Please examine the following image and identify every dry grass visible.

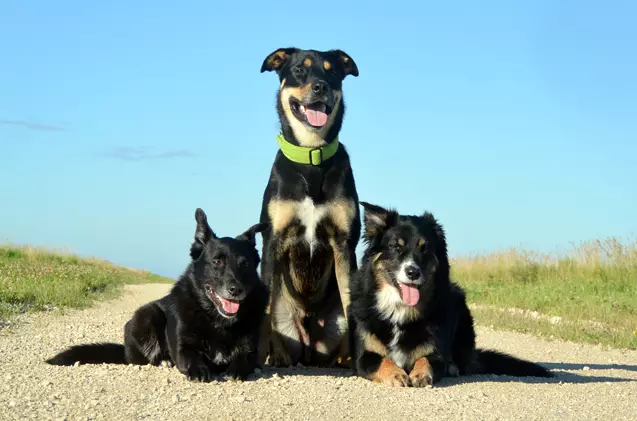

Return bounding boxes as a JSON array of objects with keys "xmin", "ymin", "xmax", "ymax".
[
  {"xmin": 0, "ymin": 244, "xmax": 173, "ymax": 321},
  {"xmin": 451, "ymin": 237, "xmax": 637, "ymax": 350}
]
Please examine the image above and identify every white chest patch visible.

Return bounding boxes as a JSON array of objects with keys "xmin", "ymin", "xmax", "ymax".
[
  {"xmin": 213, "ymin": 351, "xmax": 228, "ymax": 365},
  {"xmin": 296, "ymin": 197, "xmax": 328, "ymax": 256},
  {"xmin": 388, "ymin": 325, "xmax": 408, "ymax": 369}
]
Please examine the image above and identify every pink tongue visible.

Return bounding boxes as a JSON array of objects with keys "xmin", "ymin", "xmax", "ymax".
[
  {"xmin": 400, "ymin": 283, "xmax": 420, "ymax": 306},
  {"xmin": 220, "ymin": 297, "xmax": 240, "ymax": 314},
  {"xmin": 305, "ymin": 109, "xmax": 328, "ymax": 127}
]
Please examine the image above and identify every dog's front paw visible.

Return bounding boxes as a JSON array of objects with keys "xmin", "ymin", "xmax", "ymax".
[
  {"xmin": 186, "ymin": 359, "xmax": 213, "ymax": 382},
  {"xmin": 374, "ymin": 358, "xmax": 411, "ymax": 387},
  {"xmin": 225, "ymin": 358, "xmax": 253, "ymax": 381},
  {"xmin": 409, "ymin": 358, "xmax": 434, "ymax": 388},
  {"xmin": 269, "ymin": 348, "xmax": 293, "ymax": 367}
]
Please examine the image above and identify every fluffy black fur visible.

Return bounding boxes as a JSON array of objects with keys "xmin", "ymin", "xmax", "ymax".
[
  {"xmin": 349, "ymin": 202, "xmax": 552, "ymax": 387},
  {"xmin": 46, "ymin": 209, "xmax": 269, "ymax": 382}
]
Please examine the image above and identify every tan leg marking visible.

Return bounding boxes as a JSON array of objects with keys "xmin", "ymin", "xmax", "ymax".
[
  {"xmin": 409, "ymin": 357, "xmax": 434, "ymax": 387},
  {"xmin": 268, "ymin": 199, "xmax": 297, "ymax": 234},
  {"xmin": 372, "ymin": 358, "xmax": 410, "ymax": 387},
  {"xmin": 362, "ymin": 330, "xmax": 387, "ymax": 356}
]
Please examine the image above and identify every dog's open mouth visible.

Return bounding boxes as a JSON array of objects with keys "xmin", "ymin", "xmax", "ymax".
[
  {"xmin": 205, "ymin": 285, "xmax": 240, "ymax": 316},
  {"xmin": 290, "ymin": 99, "xmax": 333, "ymax": 128},
  {"xmin": 398, "ymin": 282, "xmax": 420, "ymax": 307}
]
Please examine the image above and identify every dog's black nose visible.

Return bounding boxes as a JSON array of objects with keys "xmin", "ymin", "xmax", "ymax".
[
  {"xmin": 312, "ymin": 80, "xmax": 329, "ymax": 95},
  {"xmin": 405, "ymin": 265, "xmax": 421, "ymax": 281},
  {"xmin": 228, "ymin": 284, "xmax": 244, "ymax": 298}
]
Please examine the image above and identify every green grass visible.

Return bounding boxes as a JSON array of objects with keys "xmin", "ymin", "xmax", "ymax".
[
  {"xmin": 0, "ymin": 245, "xmax": 173, "ymax": 321},
  {"xmin": 451, "ymin": 237, "xmax": 637, "ymax": 350}
]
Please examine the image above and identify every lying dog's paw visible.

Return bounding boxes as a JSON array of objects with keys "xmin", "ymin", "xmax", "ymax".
[
  {"xmin": 224, "ymin": 359, "xmax": 252, "ymax": 381},
  {"xmin": 409, "ymin": 358, "xmax": 434, "ymax": 388},
  {"xmin": 374, "ymin": 358, "xmax": 411, "ymax": 387},
  {"xmin": 186, "ymin": 359, "xmax": 213, "ymax": 382},
  {"xmin": 446, "ymin": 362, "xmax": 459, "ymax": 377}
]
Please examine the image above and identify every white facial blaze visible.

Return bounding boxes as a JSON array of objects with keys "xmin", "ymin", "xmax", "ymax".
[{"xmin": 395, "ymin": 259, "xmax": 417, "ymax": 284}]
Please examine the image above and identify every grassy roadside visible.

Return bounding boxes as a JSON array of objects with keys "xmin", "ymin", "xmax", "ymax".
[
  {"xmin": 0, "ymin": 245, "xmax": 173, "ymax": 321},
  {"xmin": 451, "ymin": 237, "xmax": 637, "ymax": 350}
]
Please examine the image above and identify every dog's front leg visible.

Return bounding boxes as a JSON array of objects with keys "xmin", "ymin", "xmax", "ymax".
[
  {"xmin": 329, "ymin": 234, "xmax": 356, "ymax": 319},
  {"xmin": 176, "ymin": 345, "xmax": 214, "ymax": 382},
  {"xmin": 226, "ymin": 335, "xmax": 259, "ymax": 381}
]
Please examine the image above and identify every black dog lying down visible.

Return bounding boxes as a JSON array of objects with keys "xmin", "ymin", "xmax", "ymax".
[
  {"xmin": 46, "ymin": 209, "xmax": 269, "ymax": 382},
  {"xmin": 349, "ymin": 202, "xmax": 553, "ymax": 387}
]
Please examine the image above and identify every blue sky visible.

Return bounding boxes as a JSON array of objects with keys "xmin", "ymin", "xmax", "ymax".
[{"xmin": 1, "ymin": 0, "xmax": 635, "ymax": 278}]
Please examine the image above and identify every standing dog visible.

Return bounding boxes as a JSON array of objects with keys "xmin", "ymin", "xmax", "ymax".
[
  {"xmin": 258, "ymin": 47, "xmax": 361, "ymax": 367},
  {"xmin": 47, "ymin": 209, "xmax": 269, "ymax": 382},
  {"xmin": 349, "ymin": 202, "xmax": 553, "ymax": 386}
]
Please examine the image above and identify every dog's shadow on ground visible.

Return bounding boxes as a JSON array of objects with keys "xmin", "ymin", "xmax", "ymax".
[
  {"xmin": 540, "ymin": 362, "xmax": 637, "ymax": 372},
  {"xmin": 255, "ymin": 366, "xmax": 355, "ymax": 380},
  {"xmin": 252, "ymin": 363, "xmax": 636, "ymax": 386}
]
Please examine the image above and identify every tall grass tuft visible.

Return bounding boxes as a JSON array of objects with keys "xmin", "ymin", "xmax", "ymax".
[
  {"xmin": 451, "ymin": 237, "xmax": 637, "ymax": 350},
  {"xmin": 0, "ymin": 245, "xmax": 173, "ymax": 320}
]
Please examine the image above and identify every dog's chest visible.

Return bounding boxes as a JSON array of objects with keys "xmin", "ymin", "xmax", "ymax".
[
  {"xmin": 387, "ymin": 326, "xmax": 409, "ymax": 369},
  {"xmin": 296, "ymin": 197, "xmax": 329, "ymax": 254},
  {"xmin": 212, "ymin": 351, "xmax": 228, "ymax": 365}
]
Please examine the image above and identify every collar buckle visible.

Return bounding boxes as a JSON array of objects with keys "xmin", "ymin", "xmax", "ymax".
[{"xmin": 309, "ymin": 147, "xmax": 323, "ymax": 166}]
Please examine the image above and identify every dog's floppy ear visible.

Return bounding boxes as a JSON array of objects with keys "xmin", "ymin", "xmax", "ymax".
[
  {"xmin": 360, "ymin": 201, "xmax": 396, "ymax": 241},
  {"xmin": 190, "ymin": 208, "xmax": 217, "ymax": 260},
  {"xmin": 330, "ymin": 49, "xmax": 359, "ymax": 78},
  {"xmin": 236, "ymin": 222, "xmax": 269, "ymax": 247},
  {"xmin": 261, "ymin": 48, "xmax": 299, "ymax": 73}
]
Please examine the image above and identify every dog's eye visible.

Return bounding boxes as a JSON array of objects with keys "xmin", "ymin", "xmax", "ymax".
[
  {"xmin": 212, "ymin": 258, "xmax": 224, "ymax": 268},
  {"xmin": 294, "ymin": 67, "xmax": 304, "ymax": 75}
]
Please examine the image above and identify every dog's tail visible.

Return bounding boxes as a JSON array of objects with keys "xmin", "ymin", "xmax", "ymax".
[
  {"xmin": 46, "ymin": 343, "xmax": 127, "ymax": 366},
  {"xmin": 475, "ymin": 349, "xmax": 553, "ymax": 378}
]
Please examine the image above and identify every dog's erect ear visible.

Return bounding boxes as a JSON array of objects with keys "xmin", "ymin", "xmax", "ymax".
[
  {"xmin": 330, "ymin": 49, "xmax": 359, "ymax": 78},
  {"xmin": 194, "ymin": 208, "xmax": 216, "ymax": 244},
  {"xmin": 236, "ymin": 222, "xmax": 269, "ymax": 247},
  {"xmin": 360, "ymin": 201, "xmax": 396, "ymax": 240},
  {"xmin": 261, "ymin": 48, "xmax": 299, "ymax": 73},
  {"xmin": 191, "ymin": 208, "xmax": 217, "ymax": 260}
]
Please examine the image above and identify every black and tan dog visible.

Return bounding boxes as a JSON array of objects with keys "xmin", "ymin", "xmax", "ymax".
[
  {"xmin": 258, "ymin": 47, "xmax": 361, "ymax": 367},
  {"xmin": 47, "ymin": 209, "xmax": 269, "ymax": 382},
  {"xmin": 349, "ymin": 202, "xmax": 553, "ymax": 386}
]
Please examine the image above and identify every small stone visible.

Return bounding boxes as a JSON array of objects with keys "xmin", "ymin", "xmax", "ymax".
[
  {"xmin": 8, "ymin": 400, "xmax": 17, "ymax": 407},
  {"xmin": 40, "ymin": 380, "xmax": 52, "ymax": 387},
  {"xmin": 91, "ymin": 400, "xmax": 99, "ymax": 406},
  {"xmin": 583, "ymin": 366, "xmax": 591, "ymax": 371},
  {"xmin": 272, "ymin": 373, "xmax": 281, "ymax": 380},
  {"xmin": 73, "ymin": 361, "xmax": 81, "ymax": 367},
  {"xmin": 4, "ymin": 374, "xmax": 13, "ymax": 381},
  {"xmin": 234, "ymin": 396, "xmax": 246, "ymax": 403},
  {"xmin": 173, "ymin": 394, "xmax": 180, "ymax": 403},
  {"xmin": 163, "ymin": 378, "xmax": 171, "ymax": 385}
]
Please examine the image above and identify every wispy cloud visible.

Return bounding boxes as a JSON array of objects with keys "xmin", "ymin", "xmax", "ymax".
[
  {"xmin": 99, "ymin": 147, "xmax": 196, "ymax": 162},
  {"xmin": 0, "ymin": 119, "xmax": 67, "ymax": 132}
]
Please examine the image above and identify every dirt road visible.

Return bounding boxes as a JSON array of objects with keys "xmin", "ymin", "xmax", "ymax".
[{"xmin": 1, "ymin": 284, "xmax": 635, "ymax": 421}]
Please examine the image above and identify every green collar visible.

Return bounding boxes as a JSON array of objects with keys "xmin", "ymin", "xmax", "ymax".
[{"xmin": 276, "ymin": 133, "xmax": 340, "ymax": 166}]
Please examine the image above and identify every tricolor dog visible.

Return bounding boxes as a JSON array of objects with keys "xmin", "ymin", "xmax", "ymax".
[
  {"xmin": 258, "ymin": 47, "xmax": 361, "ymax": 367},
  {"xmin": 349, "ymin": 202, "xmax": 553, "ymax": 387}
]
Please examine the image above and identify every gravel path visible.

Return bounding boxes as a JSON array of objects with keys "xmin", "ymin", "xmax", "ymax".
[{"xmin": 1, "ymin": 284, "xmax": 636, "ymax": 421}]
